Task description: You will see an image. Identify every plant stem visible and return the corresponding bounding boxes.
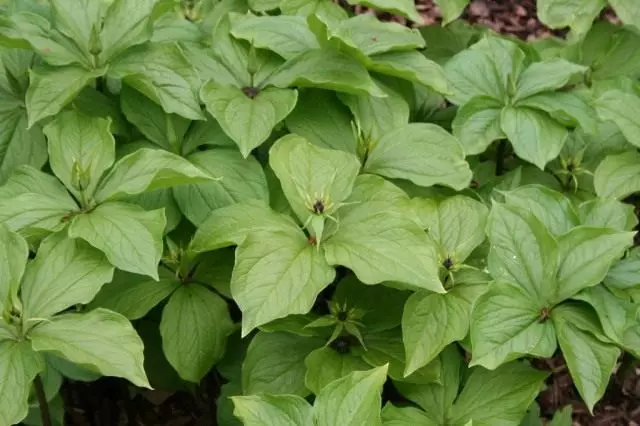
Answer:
[495,139,507,176]
[34,374,52,426]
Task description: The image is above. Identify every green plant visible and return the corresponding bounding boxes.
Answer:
[0,0,639,425]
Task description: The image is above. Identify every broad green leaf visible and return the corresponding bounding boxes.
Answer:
[26,65,102,127]
[0,224,28,311]
[578,199,638,232]
[21,232,113,319]
[368,51,449,94]
[0,109,46,185]
[403,284,485,375]
[180,115,237,155]
[605,247,640,289]
[487,203,557,300]
[573,284,633,343]
[609,0,640,31]
[594,152,640,200]
[576,22,640,80]
[232,394,312,426]
[537,0,605,39]
[281,0,349,24]
[50,0,105,56]
[68,202,165,279]
[552,308,620,412]
[72,87,130,137]
[200,81,298,157]
[595,89,640,149]
[94,148,213,202]
[174,149,269,226]
[268,48,386,97]
[0,340,44,426]
[364,123,472,190]
[304,346,372,394]
[269,134,361,226]
[231,15,319,60]
[128,187,181,233]
[444,49,503,105]
[553,227,634,303]
[514,59,587,101]
[470,283,556,369]
[313,365,388,426]
[242,331,323,396]
[89,268,180,320]
[434,0,470,24]
[500,106,568,169]
[232,227,335,335]
[449,362,548,426]
[516,90,597,135]
[108,43,204,120]
[452,96,504,155]
[30,308,149,387]
[473,36,526,94]
[43,111,114,201]
[284,89,357,153]
[381,404,438,426]
[180,41,240,88]
[161,284,233,382]
[346,0,423,23]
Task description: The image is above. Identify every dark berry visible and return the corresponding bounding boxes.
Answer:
[312,200,325,214]
[442,257,454,270]
[330,337,350,354]
[242,87,260,99]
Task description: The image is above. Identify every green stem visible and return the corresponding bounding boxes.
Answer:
[34,374,52,426]
[495,139,507,176]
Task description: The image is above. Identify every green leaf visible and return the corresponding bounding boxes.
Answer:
[552,307,620,412]
[30,308,149,388]
[346,0,423,23]
[487,202,557,300]
[609,0,640,31]
[381,404,438,426]
[304,346,372,394]
[313,365,388,426]
[578,198,638,232]
[403,284,485,375]
[21,231,113,319]
[0,224,28,311]
[50,0,105,56]
[269,134,361,226]
[161,284,233,382]
[444,49,504,105]
[537,0,605,39]
[573,284,633,343]
[0,340,44,426]
[200,81,298,157]
[174,149,269,226]
[108,43,204,120]
[500,106,568,169]
[368,51,449,94]
[605,247,640,289]
[363,123,472,190]
[514,59,587,101]
[26,64,102,127]
[284,89,357,154]
[281,0,349,24]
[43,110,115,201]
[452,96,504,155]
[594,151,640,200]
[434,0,470,24]
[553,227,634,303]
[232,394,312,426]
[449,361,548,426]
[94,148,213,203]
[89,267,180,320]
[180,115,237,155]
[595,89,640,149]
[470,283,556,369]
[0,108,47,185]
[268,48,386,97]
[68,202,165,279]
[232,226,335,335]
[516,90,597,135]
[242,331,323,396]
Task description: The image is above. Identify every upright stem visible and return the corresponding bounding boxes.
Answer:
[495,139,507,176]
[34,374,52,426]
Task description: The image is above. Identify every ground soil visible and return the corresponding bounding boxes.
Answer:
[50,1,640,425]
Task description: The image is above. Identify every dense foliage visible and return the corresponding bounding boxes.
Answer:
[0,0,639,424]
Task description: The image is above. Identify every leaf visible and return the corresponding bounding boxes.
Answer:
[313,365,388,426]
[434,0,470,24]
[449,362,548,426]
[573,284,633,343]
[594,152,640,200]
[403,284,485,375]
[381,404,438,426]
[50,0,105,56]
[269,134,361,225]
[281,0,349,24]
[43,110,115,201]
[605,247,640,289]
[68,202,165,279]
[232,227,335,335]
[595,89,640,149]
[232,394,312,426]
[304,346,372,394]
[268,48,386,97]
[363,123,472,190]
[537,0,605,39]
[552,307,621,412]
[368,51,449,94]
[553,227,634,303]
[94,148,213,203]
[486,202,557,301]
[609,0,640,31]
[200,81,298,157]
[500,106,568,169]
[231,15,319,60]
[242,331,323,396]
[514,59,587,101]
[516,90,597,135]
[452,97,504,155]
[0,224,28,311]
[26,64,103,127]
[29,308,149,388]
[578,198,638,232]
[444,49,504,105]
[346,0,423,23]
[174,149,269,226]
[0,340,44,426]
[284,89,357,154]
[470,283,557,370]
[108,43,204,120]
[0,108,47,185]
[21,231,113,319]
[89,268,180,320]
[161,284,233,383]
